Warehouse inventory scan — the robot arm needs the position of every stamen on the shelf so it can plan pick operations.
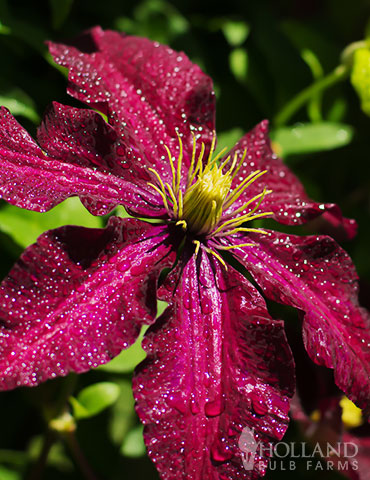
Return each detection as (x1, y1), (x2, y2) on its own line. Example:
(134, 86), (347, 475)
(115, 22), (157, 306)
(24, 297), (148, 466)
(216, 227), (268, 238)
(208, 147), (228, 168)
(212, 211), (273, 237)
(178, 189), (184, 218)
(230, 148), (247, 181)
(210, 200), (217, 230)
(187, 132), (198, 183)
(187, 142), (205, 187)
(219, 153), (232, 172)
(216, 243), (256, 250)
(146, 132), (272, 258)
(204, 246), (228, 270)
(175, 131), (183, 195)
(147, 182), (170, 213)
(176, 220), (187, 231)
(164, 145), (177, 194)
(208, 132), (217, 164)
(193, 239), (201, 256)
(224, 170), (267, 209)
(226, 189), (272, 219)
(165, 182), (178, 216)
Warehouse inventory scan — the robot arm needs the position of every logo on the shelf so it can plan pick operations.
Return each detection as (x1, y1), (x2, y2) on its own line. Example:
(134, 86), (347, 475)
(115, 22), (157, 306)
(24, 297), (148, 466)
(238, 427), (359, 472)
(238, 427), (257, 470)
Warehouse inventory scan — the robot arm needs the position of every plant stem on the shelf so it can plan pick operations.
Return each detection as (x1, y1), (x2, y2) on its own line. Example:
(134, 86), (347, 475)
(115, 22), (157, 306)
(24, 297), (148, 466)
(27, 373), (78, 480)
(274, 64), (350, 127)
(64, 430), (101, 480)
(27, 430), (56, 480)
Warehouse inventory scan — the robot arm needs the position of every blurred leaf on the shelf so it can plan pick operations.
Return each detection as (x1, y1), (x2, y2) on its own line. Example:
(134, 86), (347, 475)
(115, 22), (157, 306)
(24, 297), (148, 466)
(27, 436), (73, 471)
(115, 0), (188, 43)
(365, 16), (370, 39)
(301, 49), (324, 122)
(109, 380), (136, 445)
(280, 19), (339, 70)
(98, 301), (167, 373)
(0, 21), (10, 34)
(327, 98), (347, 122)
(0, 0), (11, 29)
(351, 47), (370, 116)
(0, 87), (39, 123)
(229, 48), (248, 82)
(1, 19), (47, 53)
(45, 51), (69, 78)
(120, 425), (146, 458)
(301, 49), (324, 80)
(216, 128), (244, 154)
(70, 382), (120, 420)
(0, 465), (20, 480)
(0, 197), (102, 248)
(222, 21), (249, 47)
(270, 122), (354, 157)
(49, 0), (74, 29)
(97, 328), (147, 374)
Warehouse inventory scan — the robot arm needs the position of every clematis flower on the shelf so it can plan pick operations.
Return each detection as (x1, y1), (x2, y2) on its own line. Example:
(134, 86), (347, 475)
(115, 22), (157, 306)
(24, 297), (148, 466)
(0, 27), (369, 479)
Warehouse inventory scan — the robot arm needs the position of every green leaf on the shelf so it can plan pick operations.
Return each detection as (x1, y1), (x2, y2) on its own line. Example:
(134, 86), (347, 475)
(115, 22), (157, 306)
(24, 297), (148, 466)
(280, 19), (338, 69)
(45, 51), (69, 78)
(216, 128), (244, 156)
(0, 466), (20, 480)
(0, 87), (39, 123)
(222, 21), (250, 47)
(109, 380), (136, 445)
(0, 197), (102, 248)
(98, 301), (167, 373)
(98, 327), (148, 374)
(49, 0), (74, 29)
(70, 382), (120, 420)
(115, 0), (188, 43)
(270, 122), (354, 157)
(327, 98), (347, 122)
(229, 48), (248, 82)
(351, 47), (370, 116)
(120, 425), (146, 458)
(27, 436), (73, 471)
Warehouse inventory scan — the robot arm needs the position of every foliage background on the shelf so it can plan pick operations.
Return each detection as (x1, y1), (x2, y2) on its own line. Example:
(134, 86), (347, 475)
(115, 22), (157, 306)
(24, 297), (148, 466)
(0, 0), (369, 478)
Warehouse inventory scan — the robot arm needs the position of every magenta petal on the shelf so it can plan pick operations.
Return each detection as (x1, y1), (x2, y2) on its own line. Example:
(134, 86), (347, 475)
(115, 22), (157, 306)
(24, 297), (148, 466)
(48, 27), (216, 178)
(0, 106), (163, 216)
(224, 121), (355, 237)
(133, 252), (294, 479)
(37, 102), (166, 216)
(230, 231), (370, 414)
(0, 218), (174, 389)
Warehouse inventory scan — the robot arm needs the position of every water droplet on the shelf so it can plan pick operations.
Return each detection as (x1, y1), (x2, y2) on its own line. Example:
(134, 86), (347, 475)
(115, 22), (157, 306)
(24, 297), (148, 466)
(117, 261), (130, 272)
(205, 397), (224, 417)
(251, 395), (268, 416)
(201, 297), (212, 315)
(211, 439), (233, 463)
(166, 395), (187, 414)
(190, 394), (200, 414)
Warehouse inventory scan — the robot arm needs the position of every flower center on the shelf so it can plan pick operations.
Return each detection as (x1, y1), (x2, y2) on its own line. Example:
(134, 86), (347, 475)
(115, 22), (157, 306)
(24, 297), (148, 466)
(147, 131), (272, 265)
(181, 154), (232, 235)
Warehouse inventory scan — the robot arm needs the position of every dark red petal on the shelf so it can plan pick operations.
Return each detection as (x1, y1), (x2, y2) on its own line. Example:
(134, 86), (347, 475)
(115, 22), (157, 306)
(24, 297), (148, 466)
(133, 251), (295, 479)
(0, 218), (174, 389)
(0, 106), (164, 216)
(229, 230), (370, 415)
(48, 27), (216, 180)
(223, 121), (356, 238)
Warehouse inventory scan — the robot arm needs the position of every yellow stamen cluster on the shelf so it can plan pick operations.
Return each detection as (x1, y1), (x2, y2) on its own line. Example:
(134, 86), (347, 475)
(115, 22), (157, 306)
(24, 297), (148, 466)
(148, 131), (273, 266)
